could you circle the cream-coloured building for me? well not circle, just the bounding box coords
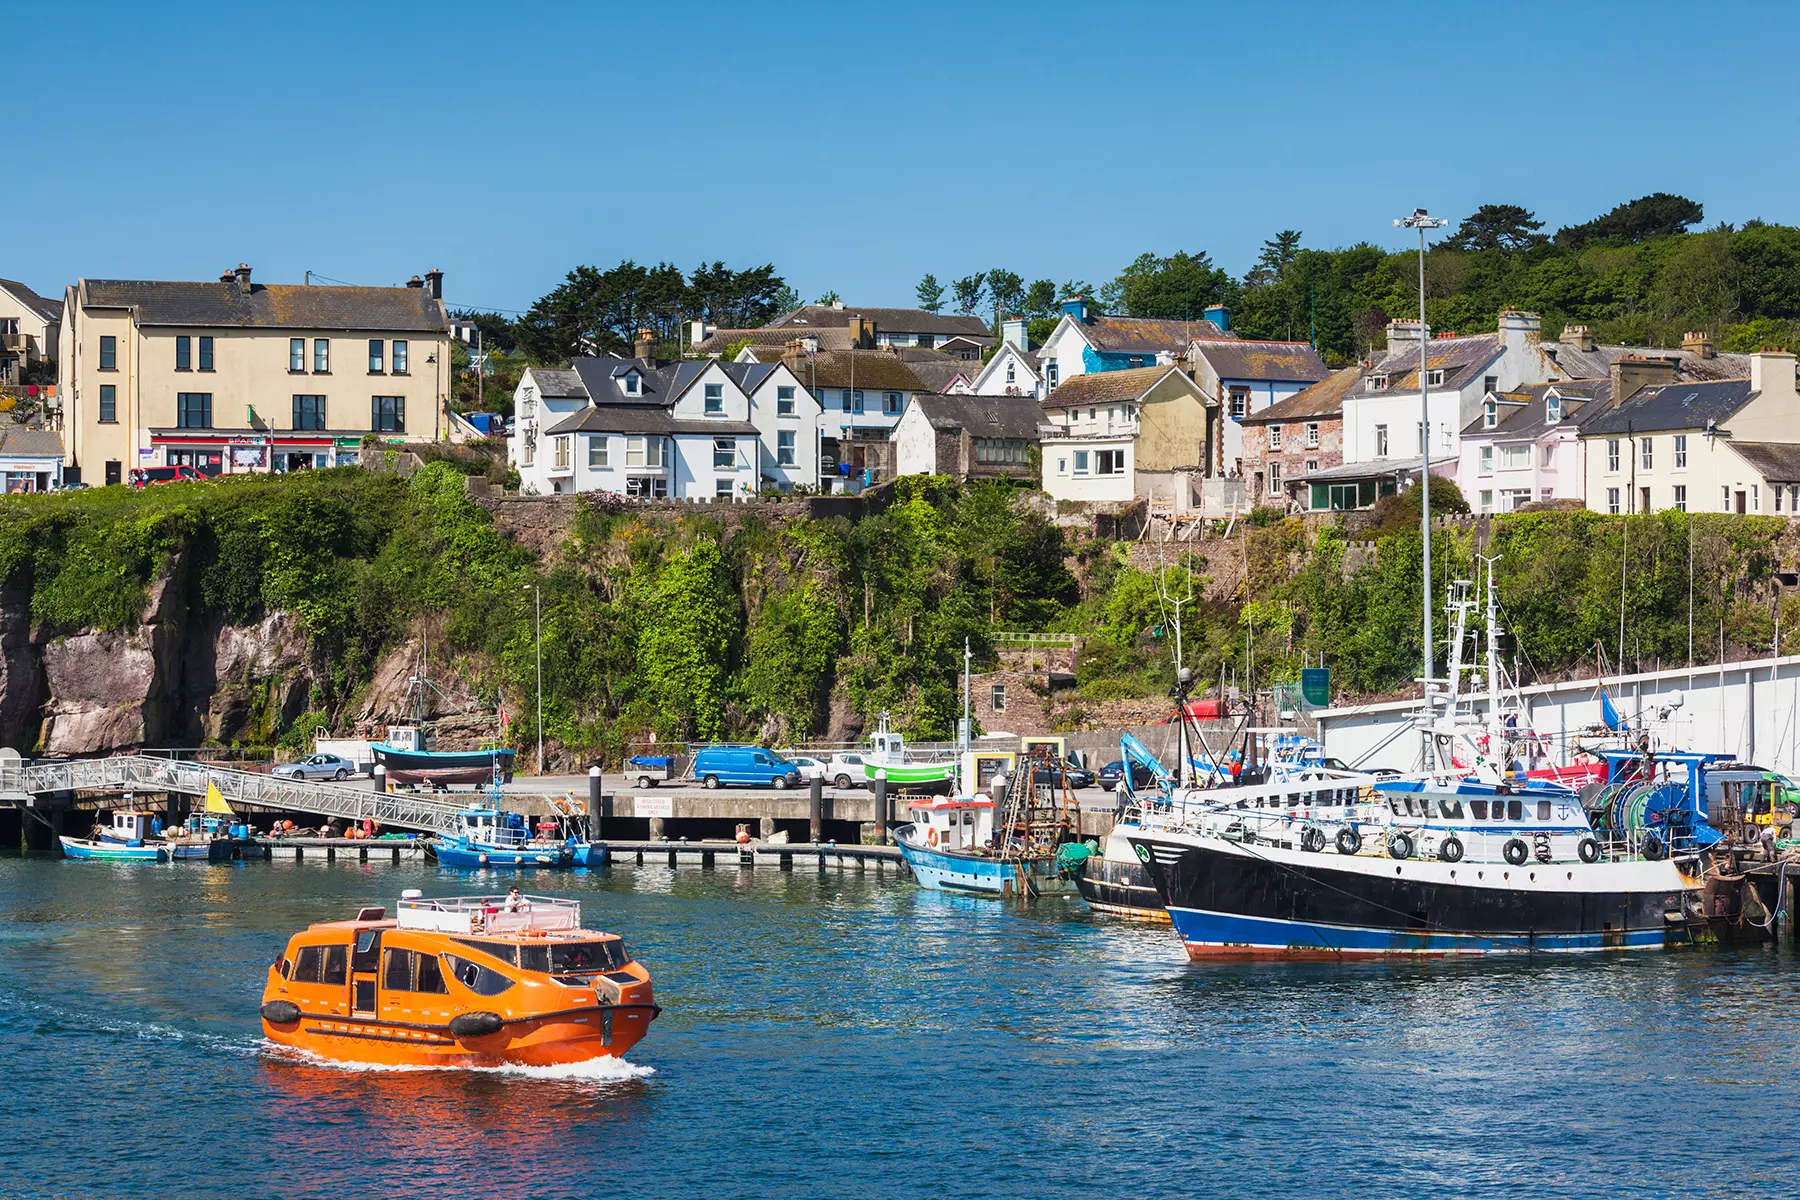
[0,278,62,384]
[58,265,452,485]
[1579,351,1800,515]
[1038,365,1214,507]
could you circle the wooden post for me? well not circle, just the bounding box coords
[809,775,823,844]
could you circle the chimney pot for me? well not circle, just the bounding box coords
[233,263,252,295]
[423,268,443,301]
[1681,330,1715,359]
[1561,324,1595,353]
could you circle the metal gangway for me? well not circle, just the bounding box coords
[0,755,471,833]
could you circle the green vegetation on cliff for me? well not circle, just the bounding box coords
[3,467,1797,759]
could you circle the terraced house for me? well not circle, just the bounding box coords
[58,265,453,485]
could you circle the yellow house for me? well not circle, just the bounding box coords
[58,265,452,485]
[1038,364,1213,506]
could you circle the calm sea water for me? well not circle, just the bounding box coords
[1,854,1797,1200]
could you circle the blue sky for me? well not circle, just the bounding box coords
[13,1,1800,315]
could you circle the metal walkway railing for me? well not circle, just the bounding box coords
[1,756,470,833]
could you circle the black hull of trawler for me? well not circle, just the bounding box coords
[1128,834,1701,957]
[1075,858,1169,922]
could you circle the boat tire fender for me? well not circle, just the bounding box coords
[260,1000,302,1025]
[1335,827,1361,855]
[449,1011,505,1039]
[1578,837,1602,864]
[1641,832,1665,861]
[1300,827,1325,853]
[1387,832,1414,860]
[1503,838,1529,866]
[1437,835,1464,863]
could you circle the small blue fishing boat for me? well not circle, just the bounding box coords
[432,806,572,869]
[59,811,169,863]
[894,793,1074,896]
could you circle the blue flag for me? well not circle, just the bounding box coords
[1601,692,1625,732]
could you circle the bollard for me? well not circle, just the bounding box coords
[372,764,387,795]
[874,770,889,843]
[809,775,823,844]
[587,765,603,839]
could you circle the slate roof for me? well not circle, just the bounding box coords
[792,350,926,392]
[719,361,780,393]
[1581,379,1753,436]
[0,279,62,324]
[1457,380,1614,439]
[1729,441,1800,482]
[525,368,587,399]
[1356,333,1504,397]
[1189,338,1328,383]
[1304,456,1427,482]
[1078,314,1233,353]
[768,305,990,337]
[570,356,713,408]
[905,358,978,393]
[1042,365,1199,410]
[910,393,1043,439]
[1240,365,1365,425]
[78,279,447,332]
[1533,338,1759,384]
[542,407,759,437]
[0,428,64,457]
[692,326,857,355]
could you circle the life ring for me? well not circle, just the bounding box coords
[1578,837,1601,864]
[926,827,939,848]
[1336,827,1361,855]
[1387,831,1414,860]
[1438,835,1464,863]
[1503,838,1529,866]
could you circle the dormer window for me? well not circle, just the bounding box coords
[1483,399,1497,428]
[1546,392,1562,422]
[1425,368,1445,387]
[1369,374,1389,391]
[621,371,640,396]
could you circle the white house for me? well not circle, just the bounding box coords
[1456,380,1611,513]
[971,318,1044,398]
[509,354,820,499]
[1036,296,1231,394]
[1187,336,1329,475]
[891,393,1040,481]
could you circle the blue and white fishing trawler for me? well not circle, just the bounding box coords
[432,806,573,869]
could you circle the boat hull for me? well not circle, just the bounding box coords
[433,842,573,869]
[262,1004,659,1068]
[895,826,1073,896]
[166,839,236,862]
[864,762,956,790]
[570,842,609,868]
[1129,833,1698,958]
[59,836,167,862]
[1074,824,1170,921]
[373,745,515,785]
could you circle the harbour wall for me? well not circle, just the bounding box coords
[1315,651,1800,773]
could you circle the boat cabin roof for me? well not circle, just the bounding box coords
[907,796,994,811]
[297,896,612,944]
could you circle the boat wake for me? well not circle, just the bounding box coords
[262,1041,655,1083]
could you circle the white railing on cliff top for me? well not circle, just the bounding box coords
[1,756,470,832]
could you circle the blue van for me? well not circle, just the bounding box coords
[692,746,804,790]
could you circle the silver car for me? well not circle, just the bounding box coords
[273,753,357,781]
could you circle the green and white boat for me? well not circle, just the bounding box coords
[862,718,957,790]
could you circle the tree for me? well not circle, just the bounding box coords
[1556,193,1704,248]
[952,274,987,315]
[1446,205,1546,253]
[687,261,791,327]
[447,309,518,355]
[1245,230,1303,286]
[815,289,841,305]
[985,268,1025,318]
[1023,278,1058,317]
[916,273,946,312]
[1104,250,1236,320]
[514,259,791,361]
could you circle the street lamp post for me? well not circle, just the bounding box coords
[1394,208,1448,768]
[523,584,543,774]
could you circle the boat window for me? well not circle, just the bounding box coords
[382,947,412,992]
[1507,800,1523,821]
[1536,800,1552,821]
[352,929,381,973]
[278,957,291,979]
[452,938,519,966]
[550,940,627,974]
[445,954,515,997]
[963,812,974,826]
[1389,798,1405,816]
[414,952,448,994]
[519,944,551,974]
[1438,798,1465,820]
[321,944,348,986]
[1469,799,1488,820]
[292,945,322,984]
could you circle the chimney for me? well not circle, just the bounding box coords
[1751,349,1797,398]
[1386,319,1425,354]
[1061,295,1090,323]
[1682,330,1715,359]
[1610,354,1681,403]
[405,275,424,289]
[233,263,253,295]
[1203,304,1231,333]
[1496,307,1541,349]
[634,328,656,363]
[1002,317,1027,350]
[849,316,875,349]
[690,318,713,345]
[1561,324,1596,352]
[830,298,845,311]
[424,268,443,301]
[219,270,236,283]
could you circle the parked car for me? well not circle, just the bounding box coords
[130,465,204,488]
[1033,757,1095,790]
[1099,760,1160,792]
[777,753,829,782]
[692,746,803,790]
[824,752,869,789]
[274,753,357,782]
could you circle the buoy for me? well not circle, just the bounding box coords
[926,827,939,847]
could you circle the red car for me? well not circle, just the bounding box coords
[129,466,204,487]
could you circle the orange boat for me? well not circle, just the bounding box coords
[259,890,659,1067]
